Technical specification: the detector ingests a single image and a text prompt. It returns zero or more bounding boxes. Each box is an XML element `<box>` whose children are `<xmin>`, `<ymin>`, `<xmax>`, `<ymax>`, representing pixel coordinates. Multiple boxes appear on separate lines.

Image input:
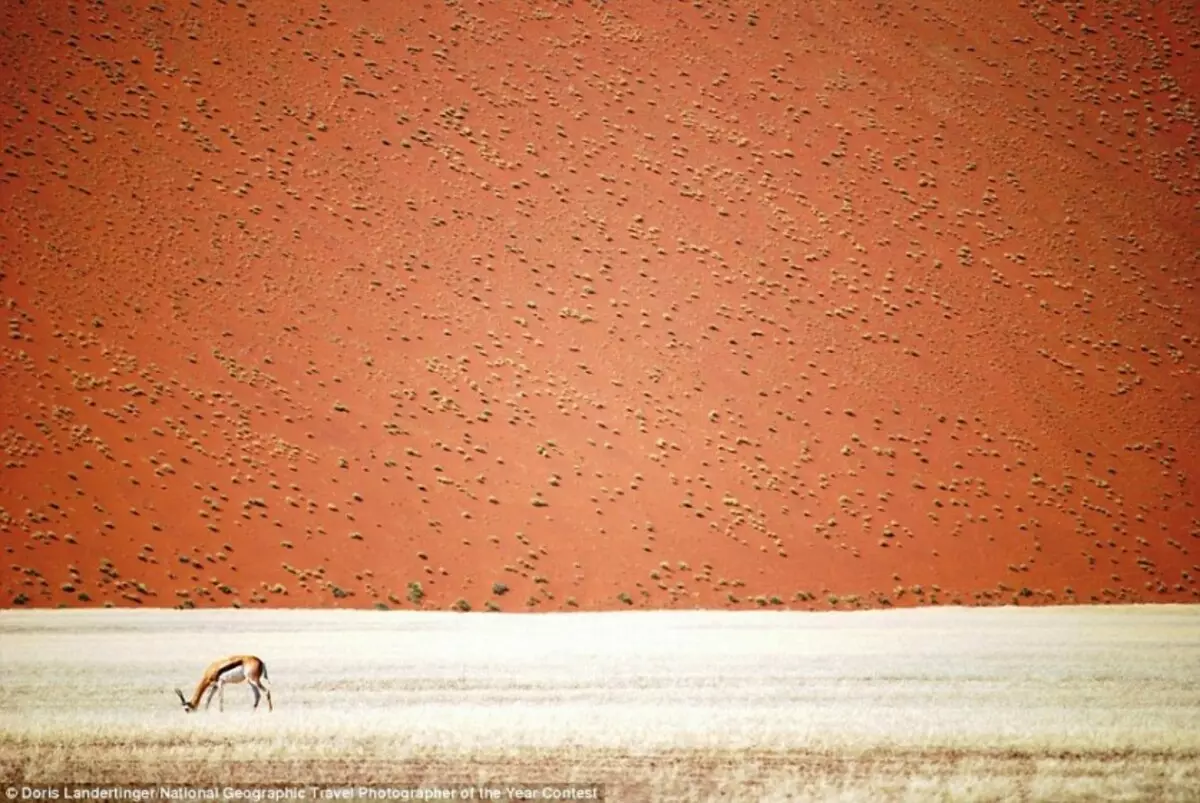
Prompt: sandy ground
<box><xmin>0</xmin><ymin>1</ymin><xmax>1197</xmax><ymax>614</ymax></box>
<box><xmin>1</xmin><ymin>607</ymin><xmax>1199</xmax><ymax>800</ymax></box>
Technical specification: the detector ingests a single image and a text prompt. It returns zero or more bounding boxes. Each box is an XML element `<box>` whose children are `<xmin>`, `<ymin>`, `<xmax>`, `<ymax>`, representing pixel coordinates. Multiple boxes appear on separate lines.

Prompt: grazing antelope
<box><xmin>175</xmin><ymin>655</ymin><xmax>273</xmax><ymax>713</ymax></box>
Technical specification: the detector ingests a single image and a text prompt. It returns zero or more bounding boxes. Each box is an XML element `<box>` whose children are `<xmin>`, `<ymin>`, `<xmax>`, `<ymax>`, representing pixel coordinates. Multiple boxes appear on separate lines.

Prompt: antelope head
<box><xmin>176</xmin><ymin>688</ymin><xmax>196</xmax><ymax>713</ymax></box>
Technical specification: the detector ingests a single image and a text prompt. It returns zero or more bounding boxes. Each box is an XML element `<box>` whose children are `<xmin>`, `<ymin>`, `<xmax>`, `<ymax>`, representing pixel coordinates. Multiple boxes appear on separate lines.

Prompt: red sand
<box><xmin>1</xmin><ymin>0</ymin><xmax>1196</xmax><ymax>612</ymax></box>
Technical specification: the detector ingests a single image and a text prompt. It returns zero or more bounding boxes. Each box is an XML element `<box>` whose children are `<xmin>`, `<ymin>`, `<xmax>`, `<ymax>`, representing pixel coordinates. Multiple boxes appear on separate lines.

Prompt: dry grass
<box><xmin>1</xmin><ymin>607</ymin><xmax>1198</xmax><ymax>801</ymax></box>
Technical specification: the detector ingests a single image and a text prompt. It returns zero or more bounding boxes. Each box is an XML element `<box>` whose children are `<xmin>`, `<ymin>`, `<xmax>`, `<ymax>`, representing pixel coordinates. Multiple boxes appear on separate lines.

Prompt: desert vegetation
<box><xmin>1</xmin><ymin>0</ymin><xmax>1197</xmax><ymax>796</ymax></box>
<box><xmin>2</xmin><ymin>608</ymin><xmax>1200</xmax><ymax>800</ymax></box>
<box><xmin>0</xmin><ymin>0</ymin><xmax>1196</xmax><ymax>615</ymax></box>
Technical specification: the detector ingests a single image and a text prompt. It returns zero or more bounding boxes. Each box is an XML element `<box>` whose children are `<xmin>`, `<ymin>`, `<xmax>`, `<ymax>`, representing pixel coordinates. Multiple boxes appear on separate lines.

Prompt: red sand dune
<box><xmin>1</xmin><ymin>0</ymin><xmax>1196</xmax><ymax>612</ymax></box>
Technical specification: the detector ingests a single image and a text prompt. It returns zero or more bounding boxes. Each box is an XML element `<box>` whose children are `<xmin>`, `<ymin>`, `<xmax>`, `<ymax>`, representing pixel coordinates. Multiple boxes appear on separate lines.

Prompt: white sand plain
<box><xmin>1</xmin><ymin>606</ymin><xmax>1197</xmax><ymax>801</ymax></box>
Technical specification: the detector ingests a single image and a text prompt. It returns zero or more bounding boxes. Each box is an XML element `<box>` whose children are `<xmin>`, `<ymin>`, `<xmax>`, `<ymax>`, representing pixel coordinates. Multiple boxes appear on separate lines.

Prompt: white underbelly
<box><xmin>219</xmin><ymin>666</ymin><xmax>247</xmax><ymax>683</ymax></box>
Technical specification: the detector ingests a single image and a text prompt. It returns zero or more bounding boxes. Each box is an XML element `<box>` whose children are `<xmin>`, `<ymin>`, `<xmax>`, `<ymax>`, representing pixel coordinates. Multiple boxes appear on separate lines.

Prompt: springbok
<box><xmin>176</xmin><ymin>655</ymin><xmax>273</xmax><ymax>713</ymax></box>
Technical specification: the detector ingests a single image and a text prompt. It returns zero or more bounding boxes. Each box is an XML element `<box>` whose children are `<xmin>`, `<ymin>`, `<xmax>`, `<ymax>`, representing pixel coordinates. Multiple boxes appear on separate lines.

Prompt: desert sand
<box><xmin>1</xmin><ymin>2</ymin><xmax>1198</xmax><ymax>796</ymax></box>
<box><xmin>1</xmin><ymin>0</ymin><xmax>1196</xmax><ymax>613</ymax></box>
